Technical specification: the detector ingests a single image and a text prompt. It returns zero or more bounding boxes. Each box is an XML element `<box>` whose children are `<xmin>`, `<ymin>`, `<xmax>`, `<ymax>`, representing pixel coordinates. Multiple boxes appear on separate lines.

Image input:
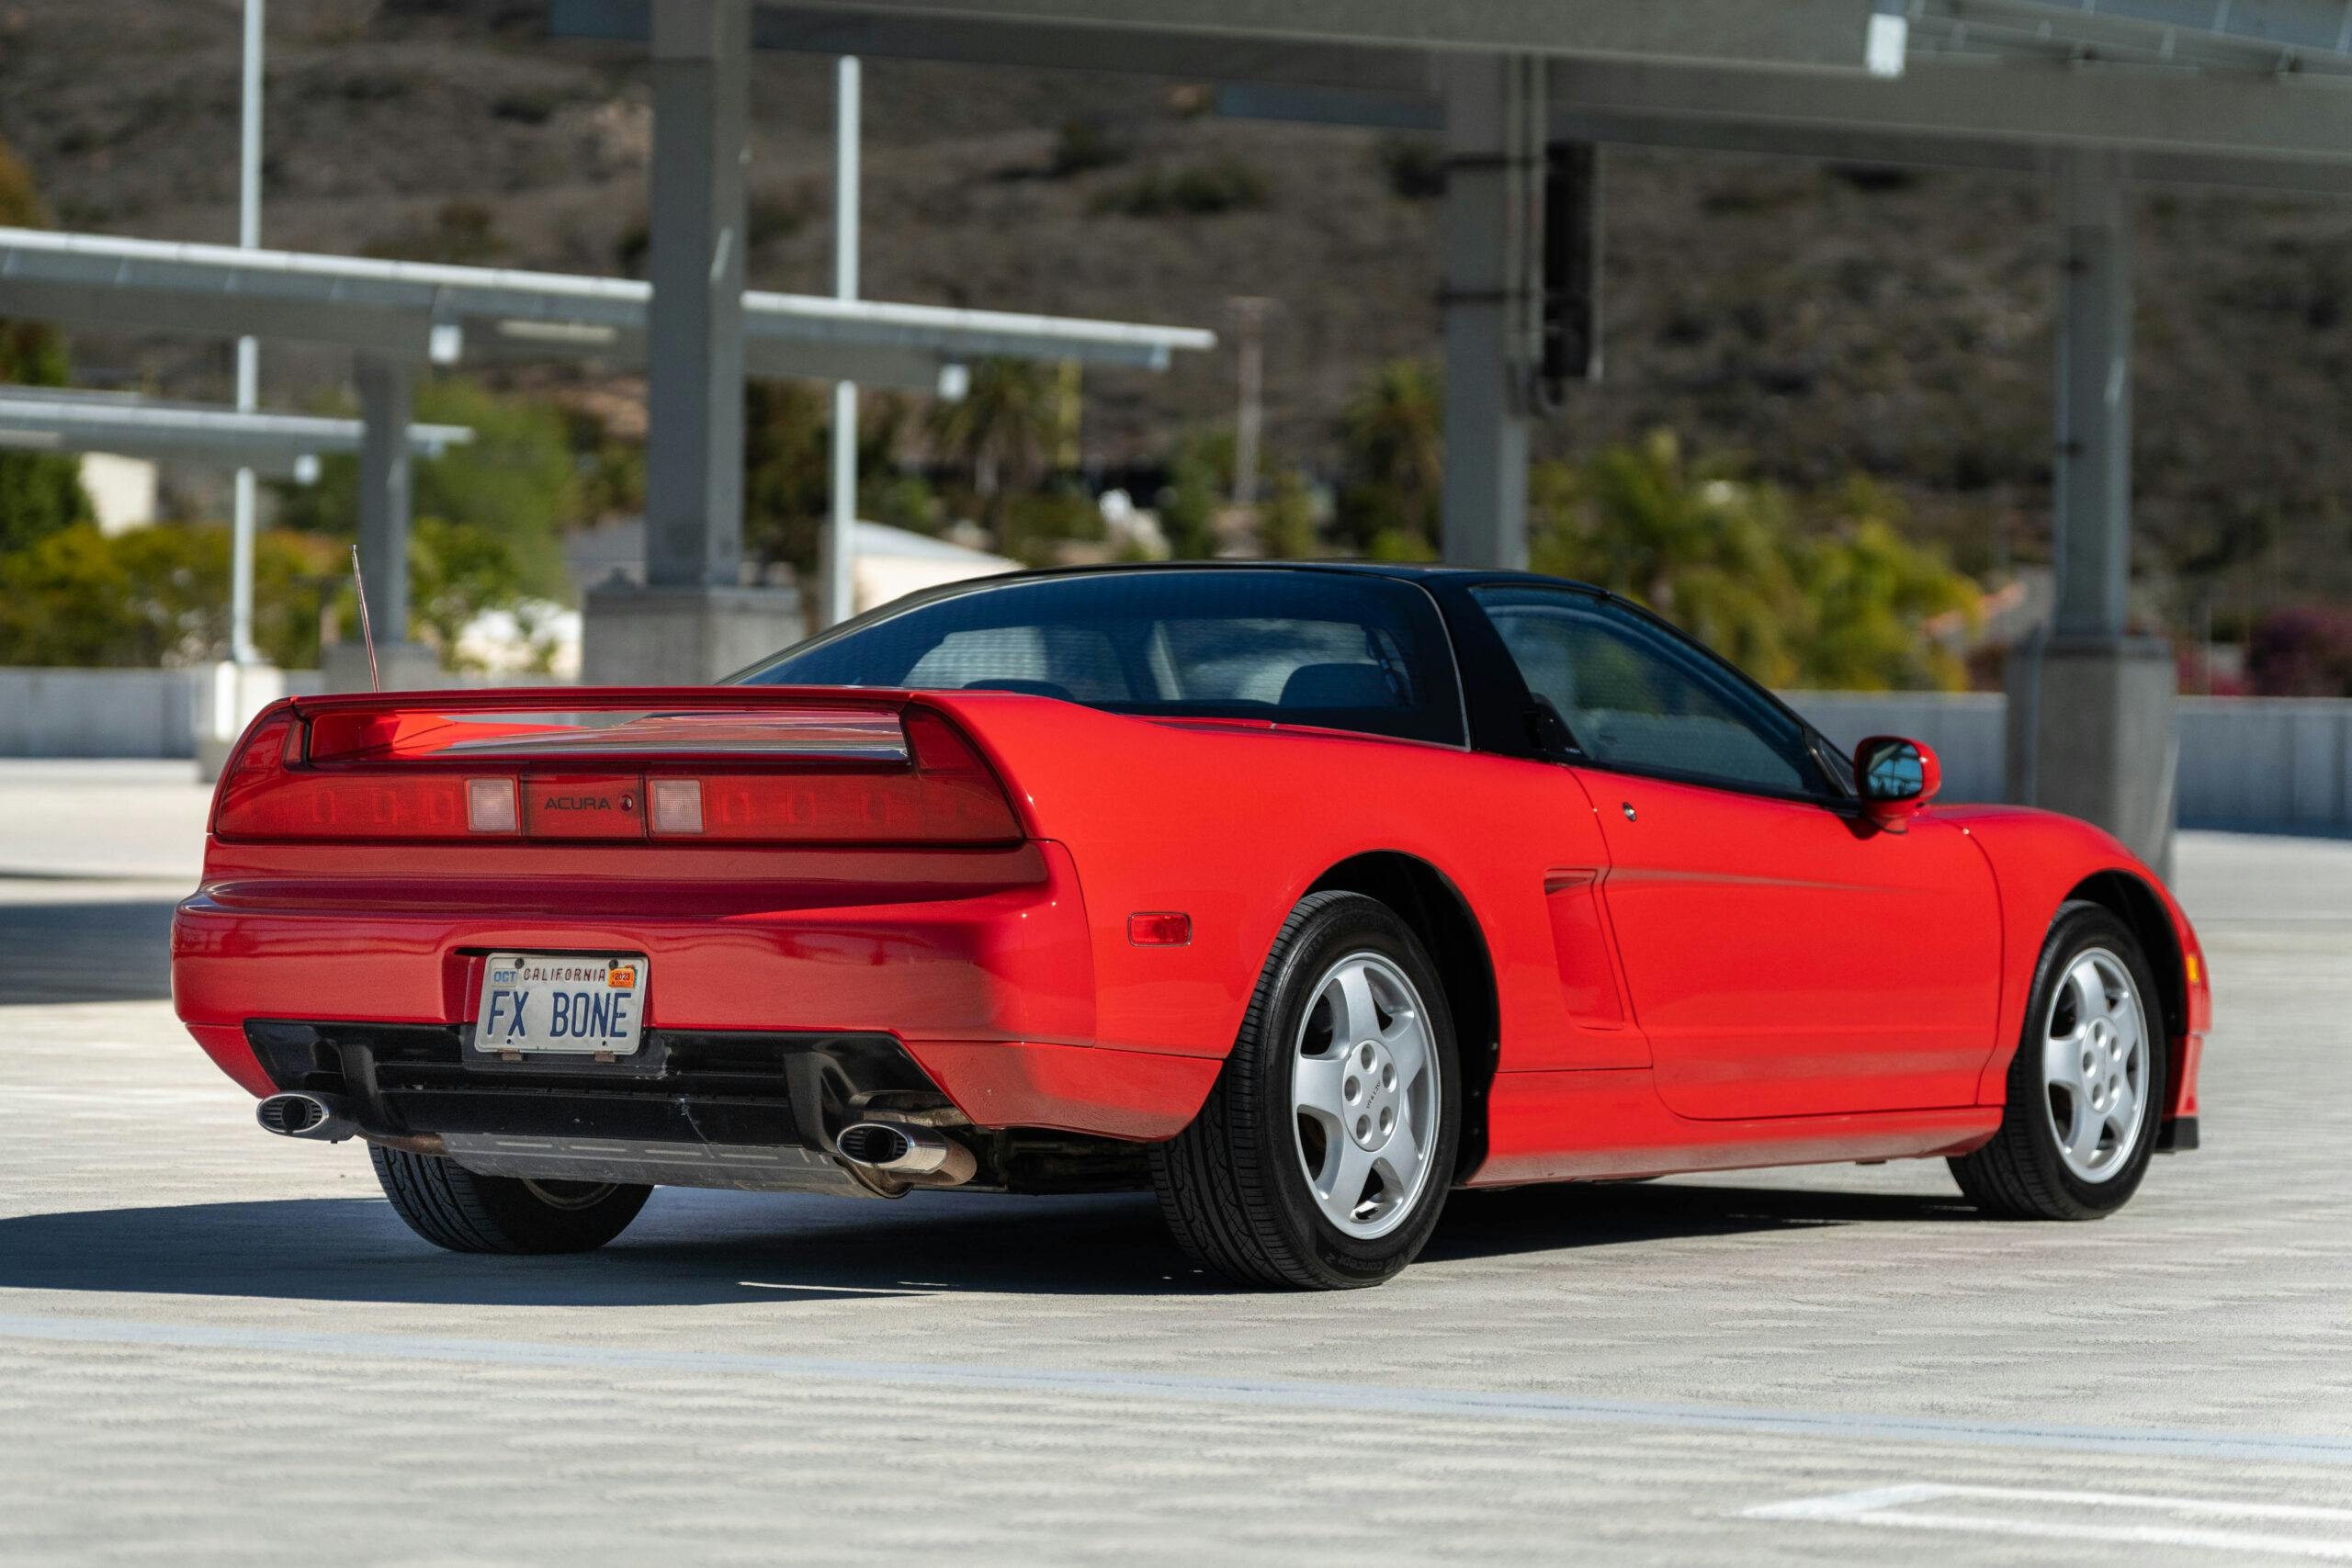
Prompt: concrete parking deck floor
<box><xmin>3</xmin><ymin>761</ymin><xmax>2349</xmax><ymax>1564</ymax></box>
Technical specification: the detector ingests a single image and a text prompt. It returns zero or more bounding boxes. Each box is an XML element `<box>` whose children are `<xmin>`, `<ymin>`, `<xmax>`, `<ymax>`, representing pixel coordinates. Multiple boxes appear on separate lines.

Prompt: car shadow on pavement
<box><xmin>0</xmin><ymin>1178</ymin><xmax>1977</xmax><ymax>1306</ymax></box>
<box><xmin>0</xmin><ymin>897</ymin><xmax>177</xmax><ymax>1004</ymax></box>
<box><xmin>1426</xmin><ymin>1179</ymin><xmax>1980</xmax><ymax>1265</ymax></box>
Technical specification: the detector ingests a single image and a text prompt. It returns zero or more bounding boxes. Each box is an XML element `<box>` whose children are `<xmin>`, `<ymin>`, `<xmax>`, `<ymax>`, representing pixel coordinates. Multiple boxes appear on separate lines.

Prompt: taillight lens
<box><xmin>650</xmin><ymin>778</ymin><xmax>704</xmax><ymax>835</ymax></box>
<box><xmin>645</xmin><ymin>708</ymin><xmax>1019</xmax><ymax>844</ymax></box>
<box><xmin>467</xmin><ymin>778</ymin><xmax>520</xmax><ymax>833</ymax></box>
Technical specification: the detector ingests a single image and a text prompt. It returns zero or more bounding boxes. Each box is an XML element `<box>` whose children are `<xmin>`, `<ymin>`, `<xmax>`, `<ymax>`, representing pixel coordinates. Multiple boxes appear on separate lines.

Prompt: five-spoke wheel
<box><xmin>1290</xmin><ymin>952</ymin><xmax>1442</xmax><ymax>1242</ymax></box>
<box><xmin>2041</xmin><ymin>948</ymin><xmax>2151</xmax><ymax>1183</ymax></box>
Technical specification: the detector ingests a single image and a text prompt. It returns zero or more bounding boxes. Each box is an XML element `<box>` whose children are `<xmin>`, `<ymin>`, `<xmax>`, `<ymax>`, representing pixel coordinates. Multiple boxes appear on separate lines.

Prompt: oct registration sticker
<box><xmin>474</xmin><ymin>953</ymin><xmax>650</xmax><ymax>1056</ymax></box>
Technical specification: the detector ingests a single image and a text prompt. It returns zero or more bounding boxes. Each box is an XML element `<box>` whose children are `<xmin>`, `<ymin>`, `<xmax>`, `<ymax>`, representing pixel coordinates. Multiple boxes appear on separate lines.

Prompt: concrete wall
<box><xmin>2174</xmin><ymin>698</ymin><xmax>2352</xmax><ymax>834</ymax></box>
<box><xmin>1784</xmin><ymin>691</ymin><xmax>2352</xmax><ymax>834</ymax></box>
<box><xmin>0</xmin><ymin>669</ymin><xmax>200</xmax><ymax>759</ymax></box>
<box><xmin>1783</xmin><ymin>691</ymin><xmax>2008</xmax><ymax>805</ymax></box>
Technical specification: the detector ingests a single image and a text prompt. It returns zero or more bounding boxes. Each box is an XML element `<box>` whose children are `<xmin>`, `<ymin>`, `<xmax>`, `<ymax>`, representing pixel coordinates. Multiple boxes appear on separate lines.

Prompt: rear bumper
<box><xmin>173</xmin><ymin>838</ymin><xmax>1218</xmax><ymax>1142</ymax></box>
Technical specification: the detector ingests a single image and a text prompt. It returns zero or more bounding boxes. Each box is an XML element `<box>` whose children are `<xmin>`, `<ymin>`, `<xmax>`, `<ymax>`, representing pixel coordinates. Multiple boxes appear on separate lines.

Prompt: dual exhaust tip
<box><xmin>256</xmin><ymin>1090</ymin><xmax>357</xmax><ymax>1143</ymax></box>
<box><xmin>834</xmin><ymin>1122</ymin><xmax>976</xmax><ymax>1186</ymax></box>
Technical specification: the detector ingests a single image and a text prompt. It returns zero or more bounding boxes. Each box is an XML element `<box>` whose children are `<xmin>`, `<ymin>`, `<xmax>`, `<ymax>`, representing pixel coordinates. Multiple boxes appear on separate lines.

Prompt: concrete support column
<box><xmin>355</xmin><ymin>352</ymin><xmax>412</xmax><ymax>643</ymax></box>
<box><xmin>2052</xmin><ymin>149</ymin><xmax>2133</xmax><ymax>643</ymax></box>
<box><xmin>2007</xmin><ymin>148</ymin><xmax>2175</xmax><ymax>875</ymax></box>
<box><xmin>1440</xmin><ymin>52</ymin><xmax>1540</xmax><ymax>570</ymax></box>
<box><xmin>646</xmin><ymin>0</ymin><xmax>749</xmax><ymax>589</ymax></box>
<box><xmin>586</xmin><ymin>0</ymin><xmax>803</xmax><ymax>683</ymax></box>
<box><xmin>324</xmin><ymin>352</ymin><xmax>443</xmax><ymax>692</ymax></box>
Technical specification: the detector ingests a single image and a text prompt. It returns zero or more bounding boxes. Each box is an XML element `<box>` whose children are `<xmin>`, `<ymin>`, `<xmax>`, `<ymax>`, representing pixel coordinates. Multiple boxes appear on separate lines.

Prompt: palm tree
<box><xmin>928</xmin><ymin>358</ymin><xmax>1057</xmax><ymax>529</ymax></box>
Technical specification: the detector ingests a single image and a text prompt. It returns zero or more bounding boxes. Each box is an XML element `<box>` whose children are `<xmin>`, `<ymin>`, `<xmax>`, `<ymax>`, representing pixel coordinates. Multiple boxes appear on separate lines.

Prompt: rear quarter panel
<box><xmin>927</xmin><ymin>693</ymin><xmax>1614</xmax><ymax>1071</ymax></box>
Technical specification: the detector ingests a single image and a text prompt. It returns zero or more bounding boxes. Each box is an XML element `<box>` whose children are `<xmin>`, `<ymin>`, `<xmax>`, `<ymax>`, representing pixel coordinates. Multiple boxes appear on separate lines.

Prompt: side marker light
<box><xmin>1128</xmin><ymin>912</ymin><xmax>1192</xmax><ymax>947</ymax></box>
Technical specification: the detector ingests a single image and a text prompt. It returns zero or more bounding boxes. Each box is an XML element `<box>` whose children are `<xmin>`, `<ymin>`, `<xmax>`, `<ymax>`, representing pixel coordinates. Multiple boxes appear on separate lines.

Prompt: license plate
<box><xmin>474</xmin><ymin>953</ymin><xmax>649</xmax><ymax>1056</ymax></box>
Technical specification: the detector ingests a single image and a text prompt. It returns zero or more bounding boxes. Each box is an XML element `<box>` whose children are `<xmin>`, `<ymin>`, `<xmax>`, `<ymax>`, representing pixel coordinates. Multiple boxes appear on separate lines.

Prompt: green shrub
<box><xmin>1092</xmin><ymin>157</ymin><xmax>1271</xmax><ymax>219</ymax></box>
<box><xmin>1048</xmin><ymin>116</ymin><xmax>1131</xmax><ymax>178</ymax></box>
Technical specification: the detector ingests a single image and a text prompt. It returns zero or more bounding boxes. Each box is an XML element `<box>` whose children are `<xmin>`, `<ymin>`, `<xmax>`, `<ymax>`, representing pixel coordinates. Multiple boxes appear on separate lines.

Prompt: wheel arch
<box><xmin>2064</xmin><ymin>869</ymin><xmax>2188</xmax><ymax>1106</ymax></box>
<box><xmin>1306</xmin><ymin>851</ymin><xmax>1499</xmax><ymax>1179</ymax></box>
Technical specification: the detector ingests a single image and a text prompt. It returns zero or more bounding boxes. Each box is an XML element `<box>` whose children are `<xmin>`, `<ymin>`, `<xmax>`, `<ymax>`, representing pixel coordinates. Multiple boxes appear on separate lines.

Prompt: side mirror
<box><xmin>1854</xmin><ymin>735</ymin><xmax>1940</xmax><ymax>830</ymax></box>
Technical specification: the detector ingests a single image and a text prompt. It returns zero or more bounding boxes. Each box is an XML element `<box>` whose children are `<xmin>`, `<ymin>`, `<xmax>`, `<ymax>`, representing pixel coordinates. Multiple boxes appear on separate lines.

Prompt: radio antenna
<box><xmin>349</xmin><ymin>545</ymin><xmax>381</xmax><ymax>693</ymax></box>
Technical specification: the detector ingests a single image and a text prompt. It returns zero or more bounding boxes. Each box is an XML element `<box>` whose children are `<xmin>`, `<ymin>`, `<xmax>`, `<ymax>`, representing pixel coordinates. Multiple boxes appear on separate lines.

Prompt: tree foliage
<box><xmin>1333</xmin><ymin>359</ymin><xmax>1443</xmax><ymax>557</ymax></box>
<box><xmin>407</xmin><ymin>515</ymin><xmax>528</xmax><ymax>658</ymax></box>
<box><xmin>0</xmin><ymin>524</ymin><xmax>339</xmax><ymax>669</ymax></box>
<box><xmin>0</xmin><ymin>513</ymin><xmax>536</xmax><ymax>670</ymax></box>
<box><xmin>741</xmin><ymin>381</ymin><xmax>913</xmax><ymax>574</ymax></box>
<box><xmin>274</xmin><ymin>377</ymin><xmax>581</xmax><ymax>597</ymax></box>
<box><xmin>927</xmin><ymin>359</ymin><xmax>1057</xmax><ymax>529</ymax></box>
<box><xmin>1255</xmin><ymin>470</ymin><xmax>1319</xmax><ymax>559</ymax></box>
<box><xmin>0</xmin><ymin>132</ymin><xmax>94</xmax><ymax>553</ymax></box>
<box><xmin>1532</xmin><ymin>432</ymin><xmax>1980</xmax><ymax>691</ymax></box>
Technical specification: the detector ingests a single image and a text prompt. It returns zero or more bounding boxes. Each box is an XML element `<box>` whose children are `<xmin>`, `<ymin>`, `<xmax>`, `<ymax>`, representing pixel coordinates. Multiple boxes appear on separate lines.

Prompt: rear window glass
<box><xmin>736</xmin><ymin>570</ymin><xmax>1464</xmax><ymax>745</ymax></box>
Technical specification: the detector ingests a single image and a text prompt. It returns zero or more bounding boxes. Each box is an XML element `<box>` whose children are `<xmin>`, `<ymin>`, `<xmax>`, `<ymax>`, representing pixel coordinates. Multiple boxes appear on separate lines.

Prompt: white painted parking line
<box><xmin>1745</xmin><ymin>1483</ymin><xmax>2352</xmax><ymax>1560</ymax></box>
<box><xmin>5</xmin><ymin>1313</ymin><xmax>2352</xmax><ymax>1469</ymax></box>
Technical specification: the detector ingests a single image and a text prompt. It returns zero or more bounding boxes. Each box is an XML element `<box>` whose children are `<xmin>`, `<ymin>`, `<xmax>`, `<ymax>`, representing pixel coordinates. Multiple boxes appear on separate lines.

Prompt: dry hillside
<box><xmin>6</xmin><ymin>0</ymin><xmax>2352</xmax><ymax>617</ymax></box>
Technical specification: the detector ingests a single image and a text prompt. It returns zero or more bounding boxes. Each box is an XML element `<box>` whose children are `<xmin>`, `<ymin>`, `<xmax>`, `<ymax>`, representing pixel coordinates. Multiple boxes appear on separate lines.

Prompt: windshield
<box><xmin>735</xmin><ymin>570</ymin><xmax>1464</xmax><ymax>745</ymax></box>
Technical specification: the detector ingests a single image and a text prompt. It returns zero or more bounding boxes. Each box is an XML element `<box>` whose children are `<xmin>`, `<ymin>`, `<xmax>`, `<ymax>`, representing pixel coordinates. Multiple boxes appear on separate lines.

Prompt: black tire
<box><xmin>1950</xmin><ymin>902</ymin><xmax>2168</xmax><ymax>1221</ymax></box>
<box><xmin>1150</xmin><ymin>891</ymin><xmax>1463</xmax><ymax>1290</ymax></box>
<box><xmin>370</xmin><ymin>1145</ymin><xmax>652</xmax><ymax>1254</ymax></box>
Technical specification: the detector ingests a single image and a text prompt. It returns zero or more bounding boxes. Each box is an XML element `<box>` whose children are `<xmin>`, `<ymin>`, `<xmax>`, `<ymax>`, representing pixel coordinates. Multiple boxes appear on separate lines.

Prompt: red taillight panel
<box><xmin>220</xmin><ymin>770</ymin><xmax>479</xmax><ymax>840</ymax></box>
<box><xmin>212</xmin><ymin>699</ymin><xmax>1022</xmax><ymax>848</ymax></box>
<box><xmin>903</xmin><ymin>709</ymin><xmax>1023</xmax><ymax>843</ymax></box>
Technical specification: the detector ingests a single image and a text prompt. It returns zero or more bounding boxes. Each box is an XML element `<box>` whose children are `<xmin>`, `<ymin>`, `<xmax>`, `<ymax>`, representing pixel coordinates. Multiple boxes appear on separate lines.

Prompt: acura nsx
<box><xmin>174</xmin><ymin>565</ymin><xmax>2208</xmax><ymax>1288</ymax></box>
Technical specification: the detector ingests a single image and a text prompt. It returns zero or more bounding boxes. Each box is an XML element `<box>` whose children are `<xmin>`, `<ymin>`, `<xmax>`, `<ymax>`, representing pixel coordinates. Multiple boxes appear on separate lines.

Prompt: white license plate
<box><xmin>474</xmin><ymin>953</ymin><xmax>649</xmax><ymax>1056</ymax></box>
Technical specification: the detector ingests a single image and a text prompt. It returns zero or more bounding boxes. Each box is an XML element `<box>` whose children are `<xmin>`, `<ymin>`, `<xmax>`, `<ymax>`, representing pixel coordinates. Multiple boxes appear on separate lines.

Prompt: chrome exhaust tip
<box><xmin>256</xmin><ymin>1090</ymin><xmax>358</xmax><ymax>1143</ymax></box>
<box><xmin>834</xmin><ymin>1122</ymin><xmax>975</xmax><ymax>1185</ymax></box>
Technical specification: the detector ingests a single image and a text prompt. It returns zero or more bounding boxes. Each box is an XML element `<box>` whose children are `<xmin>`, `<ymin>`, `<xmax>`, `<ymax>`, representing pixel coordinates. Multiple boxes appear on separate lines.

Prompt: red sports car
<box><xmin>174</xmin><ymin>565</ymin><xmax>2208</xmax><ymax>1289</ymax></box>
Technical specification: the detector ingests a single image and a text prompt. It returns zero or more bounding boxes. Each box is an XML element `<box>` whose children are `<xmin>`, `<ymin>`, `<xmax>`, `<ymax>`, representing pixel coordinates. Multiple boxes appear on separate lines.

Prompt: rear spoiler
<box><xmin>285</xmin><ymin>685</ymin><xmax>922</xmax><ymax>764</ymax></box>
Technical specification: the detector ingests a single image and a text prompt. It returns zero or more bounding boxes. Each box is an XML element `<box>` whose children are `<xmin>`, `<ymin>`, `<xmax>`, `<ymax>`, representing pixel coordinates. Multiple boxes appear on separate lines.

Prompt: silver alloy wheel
<box><xmin>2041</xmin><ymin>947</ymin><xmax>2151</xmax><ymax>1183</ymax></box>
<box><xmin>1291</xmin><ymin>951</ymin><xmax>1442</xmax><ymax>1240</ymax></box>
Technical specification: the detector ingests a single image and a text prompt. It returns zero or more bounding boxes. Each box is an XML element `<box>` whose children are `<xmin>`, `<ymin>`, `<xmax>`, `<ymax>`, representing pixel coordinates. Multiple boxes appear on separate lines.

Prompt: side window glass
<box><xmin>1472</xmin><ymin>588</ymin><xmax>1815</xmax><ymax>795</ymax></box>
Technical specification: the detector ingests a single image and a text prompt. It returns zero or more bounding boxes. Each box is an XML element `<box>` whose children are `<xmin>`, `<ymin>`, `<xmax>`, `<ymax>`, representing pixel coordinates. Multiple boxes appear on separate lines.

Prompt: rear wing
<box><xmin>209</xmin><ymin>688</ymin><xmax>1022</xmax><ymax>846</ymax></box>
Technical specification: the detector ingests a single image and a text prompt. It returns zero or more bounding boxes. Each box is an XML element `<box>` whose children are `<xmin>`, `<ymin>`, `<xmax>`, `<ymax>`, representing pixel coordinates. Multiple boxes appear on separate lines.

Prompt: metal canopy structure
<box><xmin>0</xmin><ymin>227</ymin><xmax>1213</xmax><ymax>393</ymax></box>
<box><xmin>1910</xmin><ymin>0</ymin><xmax>2352</xmax><ymax>78</ymax></box>
<box><xmin>0</xmin><ymin>387</ymin><xmax>471</xmax><ymax>479</ymax></box>
<box><xmin>540</xmin><ymin>0</ymin><xmax>2352</xmax><ymax>865</ymax></box>
<box><xmin>552</xmin><ymin>0</ymin><xmax>1905</xmax><ymax>76</ymax></box>
<box><xmin>557</xmin><ymin>0</ymin><xmax>2352</xmax><ymax>193</ymax></box>
<box><xmin>0</xmin><ymin>219</ymin><xmax>1210</xmax><ymax>676</ymax></box>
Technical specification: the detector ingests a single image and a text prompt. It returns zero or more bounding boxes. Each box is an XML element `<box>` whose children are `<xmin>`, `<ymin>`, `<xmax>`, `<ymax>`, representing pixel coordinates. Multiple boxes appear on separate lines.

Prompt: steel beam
<box><xmin>0</xmin><ymin>389</ymin><xmax>470</xmax><ymax>477</ymax></box>
<box><xmin>1546</xmin><ymin>57</ymin><xmax>2352</xmax><ymax>168</ymax></box>
<box><xmin>550</xmin><ymin>0</ymin><xmax>1888</xmax><ymax>73</ymax></box>
<box><xmin>0</xmin><ymin>230</ymin><xmax>1211</xmax><ymax>385</ymax></box>
<box><xmin>1916</xmin><ymin>0</ymin><xmax>2352</xmax><ymax>77</ymax></box>
<box><xmin>1219</xmin><ymin>74</ymin><xmax>2352</xmax><ymax>197</ymax></box>
<box><xmin>355</xmin><ymin>354</ymin><xmax>414</xmax><ymax>646</ymax></box>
